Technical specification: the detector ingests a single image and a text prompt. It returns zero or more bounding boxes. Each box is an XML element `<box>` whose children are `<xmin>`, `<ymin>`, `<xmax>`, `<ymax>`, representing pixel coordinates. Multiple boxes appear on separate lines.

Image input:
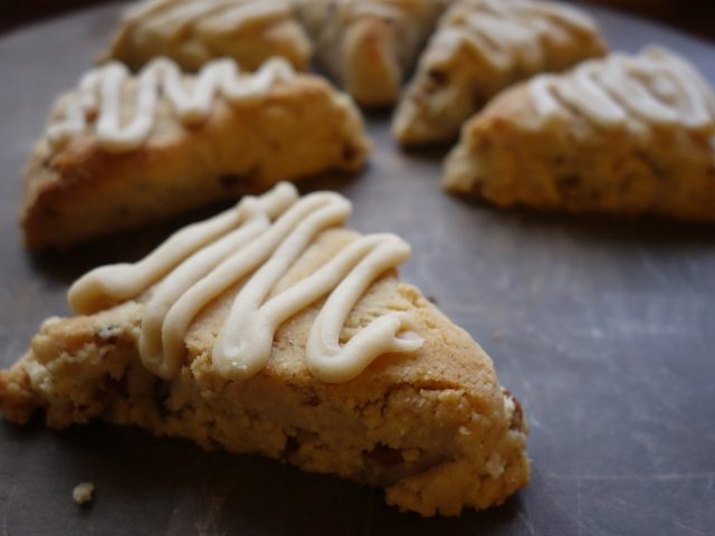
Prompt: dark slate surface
<box><xmin>1</xmin><ymin>2</ymin><xmax>714</xmax><ymax>535</ymax></box>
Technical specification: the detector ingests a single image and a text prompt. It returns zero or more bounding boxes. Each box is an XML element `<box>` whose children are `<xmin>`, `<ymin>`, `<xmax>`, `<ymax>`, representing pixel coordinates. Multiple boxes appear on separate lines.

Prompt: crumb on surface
<box><xmin>72</xmin><ymin>482</ymin><xmax>94</xmax><ymax>506</ymax></box>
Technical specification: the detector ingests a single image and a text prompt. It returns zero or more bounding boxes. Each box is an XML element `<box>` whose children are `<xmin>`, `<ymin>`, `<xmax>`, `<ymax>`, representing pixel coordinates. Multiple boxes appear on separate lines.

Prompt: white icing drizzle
<box><xmin>68</xmin><ymin>183</ymin><xmax>299</xmax><ymax>315</ymax></box>
<box><xmin>68</xmin><ymin>183</ymin><xmax>423</xmax><ymax>382</ymax></box>
<box><xmin>125</xmin><ymin>0</ymin><xmax>290</xmax><ymax>33</ymax></box>
<box><xmin>139</xmin><ymin>185</ymin><xmax>300</xmax><ymax>378</ymax></box>
<box><xmin>304</xmin><ymin>235</ymin><xmax>422</xmax><ymax>382</ymax></box>
<box><xmin>529</xmin><ymin>47</ymin><xmax>715</xmax><ymax>130</ymax></box>
<box><xmin>160</xmin><ymin>190</ymin><xmax>352</xmax><ymax>379</ymax></box>
<box><xmin>437</xmin><ymin>0</ymin><xmax>598</xmax><ymax>72</ymax></box>
<box><xmin>47</xmin><ymin>56</ymin><xmax>295</xmax><ymax>153</ymax></box>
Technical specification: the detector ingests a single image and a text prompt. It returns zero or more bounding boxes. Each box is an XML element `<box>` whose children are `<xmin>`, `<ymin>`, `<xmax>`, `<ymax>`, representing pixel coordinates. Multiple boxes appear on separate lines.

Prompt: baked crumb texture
<box><xmin>393</xmin><ymin>0</ymin><xmax>607</xmax><ymax>145</ymax></box>
<box><xmin>103</xmin><ymin>0</ymin><xmax>313</xmax><ymax>72</ymax></box>
<box><xmin>22</xmin><ymin>74</ymin><xmax>370</xmax><ymax>250</ymax></box>
<box><xmin>443</xmin><ymin>50</ymin><xmax>715</xmax><ymax>222</ymax></box>
<box><xmin>294</xmin><ymin>0</ymin><xmax>450</xmax><ymax>108</ymax></box>
<box><xmin>72</xmin><ymin>482</ymin><xmax>95</xmax><ymax>506</ymax></box>
<box><xmin>0</xmin><ymin>229</ymin><xmax>529</xmax><ymax>516</ymax></box>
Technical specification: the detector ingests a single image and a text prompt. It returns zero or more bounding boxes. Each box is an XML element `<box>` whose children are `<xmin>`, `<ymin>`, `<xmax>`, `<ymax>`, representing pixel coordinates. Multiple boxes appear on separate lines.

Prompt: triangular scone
<box><xmin>443</xmin><ymin>47</ymin><xmax>715</xmax><ymax>222</ymax></box>
<box><xmin>22</xmin><ymin>57</ymin><xmax>370</xmax><ymax>249</ymax></box>
<box><xmin>103</xmin><ymin>0</ymin><xmax>313</xmax><ymax>72</ymax></box>
<box><xmin>294</xmin><ymin>0</ymin><xmax>450</xmax><ymax>108</ymax></box>
<box><xmin>1</xmin><ymin>183</ymin><xmax>529</xmax><ymax>516</ymax></box>
<box><xmin>393</xmin><ymin>0</ymin><xmax>607</xmax><ymax>145</ymax></box>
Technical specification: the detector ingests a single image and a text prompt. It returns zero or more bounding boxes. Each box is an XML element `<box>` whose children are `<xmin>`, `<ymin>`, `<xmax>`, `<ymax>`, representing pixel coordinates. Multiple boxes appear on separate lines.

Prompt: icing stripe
<box><xmin>47</xmin><ymin>56</ymin><xmax>295</xmax><ymax>153</ymax></box>
<box><xmin>140</xmin><ymin>187</ymin><xmax>298</xmax><ymax>378</ymax></box>
<box><xmin>68</xmin><ymin>183</ymin><xmax>422</xmax><ymax>382</ymax></box>
<box><xmin>126</xmin><ymin>0</ymin><xmax>290</xmax><ymax>31</ymax></box>
<box><xmin>68</xmin><ymin>183</ymin><xmax>298</xmax><ymax>315</ymax></box>
<box><xmin>306</xmin><ymin>235</ymin><xmax>422</xmax><ymax>383</ymax></box>
<box><xmin>211</xmin><ymin>192</ymin><xmax>352</xmax><ymax>378</ymax></box>
<box><xmin>164</xmin><ymin>192</ymin><xmax>351</xmax><ymax>378</ymax></box>
<box><xmin>529</xmin><ymin>47</ymin><xmax>715</xmax><ymax>131</ymax></box>
<box><xmin>434</xmin><ymin>0</ymin><xmax>599</xmax><ymax>73</ymax></box>
<box><xmin>215</xmin><ymin>234</ymin><xmax>419</xmax><ymax>383</ymax></box>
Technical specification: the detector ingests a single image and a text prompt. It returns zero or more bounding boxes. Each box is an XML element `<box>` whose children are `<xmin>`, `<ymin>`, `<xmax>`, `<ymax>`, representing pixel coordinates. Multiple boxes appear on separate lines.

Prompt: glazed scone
<box><xmin>103</xmin><ymin>0</ymin><xmax>312</xmax><ymax>72</ymax></box>
<box><xmin>294</xmin><ymin>0</ymin><xmax>450</xmax><ymax>108</ymax></box>
<box><xmin>22</xmin><ymin>57</ymin><xmax>370</xmax><ymax>249</ymax></box>
<box><xmin>393</xmin><ymin>0</ymin><xmax>607</xmax><ymax>145</ymax></box>
<box><xmin>443</xmin><ymin>47</ymin><xmax>715</xmax><ymax>222</ymax></box>
<box><xmin>1</xmin><ymin>184</ymin><xmax>529</xmax><ymax>517</ymax></box>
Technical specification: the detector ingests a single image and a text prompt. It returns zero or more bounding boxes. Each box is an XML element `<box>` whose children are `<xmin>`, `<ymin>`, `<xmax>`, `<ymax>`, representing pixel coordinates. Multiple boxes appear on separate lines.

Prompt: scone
<box><xmin>22</xmin><ymin>57</ymin><xmax>370</xmax><ymax>249</ymax></box>
<box><xmin>443</xmin><ymin>47</ymin><xmax>715</xmax><ymax>222</ymax></box>
<box><xmin>393</xmin><ymin>0</ymin><xmax>607</xmax><ymax>145</ymax></box>
<box><xmin>295</xmin><ymin>0</ymin><xmax>450</xmax><ymax>108</ymax></box>
<box><xmin>103</xmin><ymin>0</ymin><xmax>312</xmax><ymax>72</ymax></box>
<box><xmin>0</xmin><ymin>183</ymin><xmax>530</xmax><ymax>517</ymax></box>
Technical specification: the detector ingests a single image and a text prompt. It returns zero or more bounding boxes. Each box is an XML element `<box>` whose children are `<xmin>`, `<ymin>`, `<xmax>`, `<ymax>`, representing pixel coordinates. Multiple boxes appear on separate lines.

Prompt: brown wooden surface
<box><xmin>1</xmin><ymin>3</ymin><xmax>715</xmax><ymax>536</ymax></box>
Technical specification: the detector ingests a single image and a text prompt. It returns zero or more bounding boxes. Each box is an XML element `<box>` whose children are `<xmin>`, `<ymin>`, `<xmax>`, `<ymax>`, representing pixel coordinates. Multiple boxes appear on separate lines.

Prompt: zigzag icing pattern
<box><xmin>529</xmin><ymin>47</ymin><xmax>715</xmax><ymax>130</ymax></box>
<box><xmin>124</xmin><ymin>0</ymin><xmax>291</xmax><ymax>33</ymax></box>
<box><xmin>47</xmin><ymin>56</ymin><xmax>295</xmax><ymax>152</ymax></box>
<box><xmin>69</xmin><ymin>183</ymin><xmax>423</xmax><ymax>383</ymax></box>
<box><xmin>435</xmin><ymin>0</ymin><xmax>598</xmax><ymax>72</ymax></box>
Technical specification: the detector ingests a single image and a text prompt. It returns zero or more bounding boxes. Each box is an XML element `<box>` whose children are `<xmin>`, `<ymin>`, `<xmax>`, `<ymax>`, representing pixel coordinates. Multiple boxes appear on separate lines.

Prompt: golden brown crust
<box><xmin>0</xmin><ymin>228</ymin><xmax>529</xmax><ymax>516</ymax></box>
<box><xmin>394</xmin><ymin>0</ymin><xmax>608</xmax><ymax>145</ymax></box>
<box><xmin>295</xmin><ymin>0</ymin><xmax>450</xmax><ymax>108</ymax></box>
<box><xmin>0</xmin><ymin>367</ymin><xmax>41</xmax><ymax>425</ymax></box>
<box><xmin>102</xmin><ymin>0</ymin><xmax>313</xmax><ymax>72</ymax></box>
<box><xmin>22</xmin><ymin>76</ymin><xmax>371</xmax><ymax>249</ymax></box>
<box><xmin>443</xmin><ymin>83</ymin><xmax>715</xmax><ymax>222</ymax></box>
